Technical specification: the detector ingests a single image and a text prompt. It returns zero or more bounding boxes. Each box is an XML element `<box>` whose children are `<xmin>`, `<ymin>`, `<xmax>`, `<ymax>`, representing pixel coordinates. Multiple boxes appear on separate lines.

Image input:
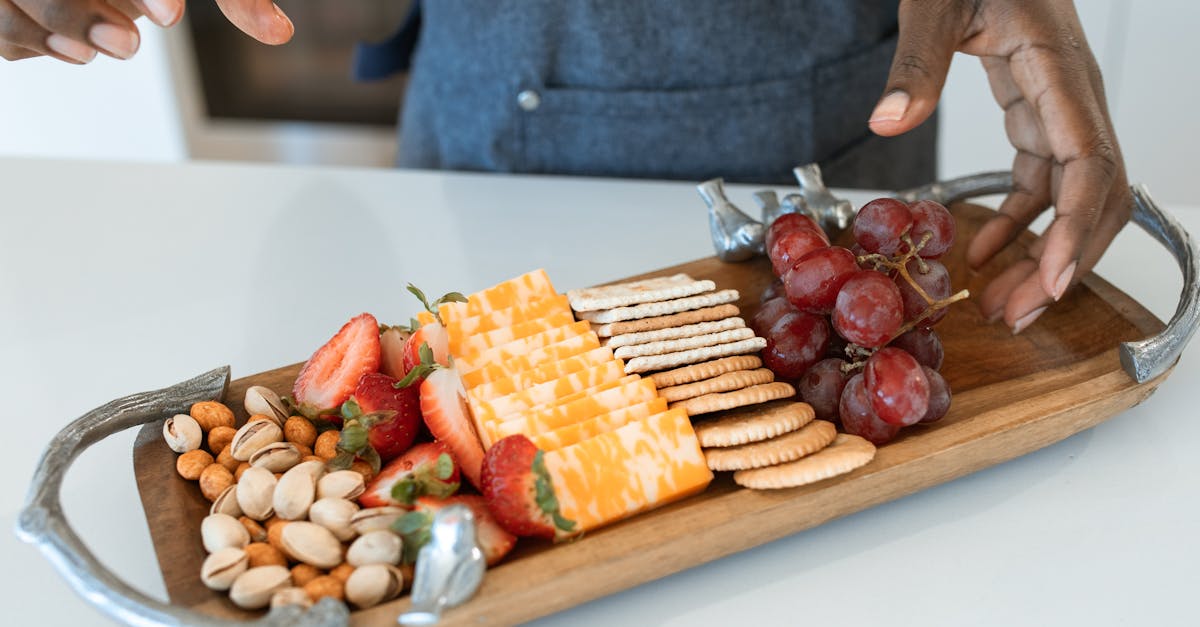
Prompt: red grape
<box><xmin>890</xmin><ymin>328</ymin><xmax>944</xmax><ymax>370</ymax></box>
<box><xmin>908</xmin><ymin>200</ymin><xmax>955</xmax><ymax>258</ymax></box>
<box><xmin>896</xmin><ymin>258</ymin><xmax>951</xmax><ymax>324</ymax></box>
<box><xmin>782</xmin><ymin>246</ymin><xmax>859</xmax><ymax>314</ymax></box>
<box><xmin>798</xmin><ymin>358</ymin><xmax>850</xmax><ymax>421</ymax></box>
<box><xmin>761</xmin><ymin>278</ymin><xmax>784</xmax><ymax>303</ymax></box>
<box><xmin>853</xmin><ymin>198</ymin><xmax>912</xmax><ymax>256</ymax></box>
<box><xmin>839</xmin><ymin>373</ymin><xmax>900</xmax><ymax>445</ymax></box>
<box><xmin>762</xmin><ymin>312</ymin><xmax>832</xmax><ymax>379</ymax></box>
<box><xmin>920</xmin><ymin>366</ymin><xmax>951</xmax><ymax>423</ymax></box>
<box><xmin>832</xmin><ymin>271</ymin><xmax>904</xmax><ymax>347</ymax></box>
<box><xmin>769</xmin><ymin>228</ymin><xmax>828</xmax><ymax>276</ymax></box>
<box><xmin>864</xmin><ymin>348</ymin><xmax>930</xmax><ymax>426</ymax></box>
<box><xmin>766</xmin><ymin>212</ymin><xmax>827</xmax><ymax>253</ymax></box>
<box><xmin>750</xmin><ymin>296</ymin><xmax>797</xmax><ymax>336</ymax></box>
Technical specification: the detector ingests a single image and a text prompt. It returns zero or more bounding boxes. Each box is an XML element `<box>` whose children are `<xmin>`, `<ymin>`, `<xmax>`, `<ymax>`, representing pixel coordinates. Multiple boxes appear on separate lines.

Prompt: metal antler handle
<box><xmin>14</xmin><ymin>366</ymin><xmax>351</xmax><ymax>626</ymax></box>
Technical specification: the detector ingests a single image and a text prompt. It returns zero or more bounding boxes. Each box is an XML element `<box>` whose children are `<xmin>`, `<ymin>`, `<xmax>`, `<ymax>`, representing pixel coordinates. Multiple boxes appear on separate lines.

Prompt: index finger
<box><xmin>213</xmin><ymin>0</ymin><xmax>293</xmax><ymax>45</ymax></box>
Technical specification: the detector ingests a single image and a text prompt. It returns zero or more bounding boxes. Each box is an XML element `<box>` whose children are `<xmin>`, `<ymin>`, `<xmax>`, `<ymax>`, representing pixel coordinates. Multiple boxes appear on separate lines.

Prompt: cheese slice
<box><xmin>456</xmin><ymin>321</ymin><xmax>591</xmax><ymax>375</ymax></box>
<box><xmin>543</xmin><ymin>408</ymin><xmax>712</xmax><ymax>532</ymax></box>
<box><xmin>531</xmin><ymin>398</ymin><xmax>667</xmax><ymax>451</ymax></box>
<box><xmin>466</xmin><ymin>347</ymin><xmax>616</xmax><ymax>402</ymax></box>
<box><xmin>446</xmin><ymin>295</ymin><xmax>571</xmax><ymax>345</ymax></box>
<box><xmin>461</xmin><ymin>332</ymin><xmax>601</xmax><ymax>389</ymax></box>
<box><xmin>470</xmin><ymin>362</ymin><xmax>630</xmax><ymax>426</ymax></box>
<box><xmin>453</xmin><ymin>310</ymin><xmax>576</xmax><ymax>359</ymax></box>
<box><xmin>491</xmin><ymin>378</ymin><xmax>658</xmax><ymax>440</ymax></box>
<box><xmin>439</xmin><ymin>269</ymin><xmax>557</xmax><ymax>324</ymax></box>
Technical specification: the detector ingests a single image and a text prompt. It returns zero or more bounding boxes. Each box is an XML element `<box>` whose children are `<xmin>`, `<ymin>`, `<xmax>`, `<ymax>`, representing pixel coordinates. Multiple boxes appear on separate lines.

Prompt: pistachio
<box><xmin>230</xmin><ymin>420</ymin><xmax>283</xmax><ymax>461</ymax></box>
<box><xmin>244</xmin><ymin>386</ymin><xmax>288</xmax><ymax>426</ymax></box>
<box><xmin>200</xmin><ymin>547</ymin><xmax>249</xmax><ymax>591</ymax></box>
<box><xmin>229</xmin><ymin>565</ymin><xmax>291</xmax><ymax>610</ymax></box>
<box><xmin>273</xmin><ymin>460</ymin><xmax>323</xmax><ymax>521</ymax></box>
<box><xmin>201</xmin><ymin>513</ymin><xmax>250</xmax><ymax>553</ymax></box>
<box><xmin>317</xmin><ymin>470</ymin><xmax>365</xmax><ymax>501</ymax></box>
<box><xmin>236</xmin><ymin>467</ymin><xmax>277</xmax><ymax>521</ymax></box>
<box><xmin>269</xmin><ymin>586</ymin><xmax>313</xmax><ymax>610</ymax></box>
<box><xmin>162</xmin><ymin>414</ymin><xmax>202</xmax><ymax>453</ymax></box>
<box><xmin>279</xmin><ymin>521</ymin><xmax>343</xmax><ymax>569</ymax></box>
<box><xmin>308</xmin><ymin>498</ymin><xmax>360</xmax><ymax>542</ymax></box>
<box><xmin>249</xmin><ymin>442</ymin><xmax>302</xmax><ymax>473</ymax></box>
<box><xmin>346</xmin><ymin>530</ymin><xmax>402</xmax><ymax>567</ymax></box>
<box><xmin>350</xmin><ymin>506</ymin><xmax>407</xmax><ymax>535</ymax></box>
<box><xmin>210</xmin><ymin>485</ymin><xmax>243</xmax><ymax>518</ymax></box>
<box><xmin>344</xmin><ymin>564</ymin><xmax>404</xmax><ymax>609</ymax></box>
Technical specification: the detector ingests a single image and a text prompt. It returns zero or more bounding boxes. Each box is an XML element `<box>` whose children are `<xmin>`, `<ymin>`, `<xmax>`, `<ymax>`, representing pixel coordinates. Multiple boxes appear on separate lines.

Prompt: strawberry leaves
<box><xmin>407</xmin><ymin>283</ymin><xmax>467</xmax><ymax>326</ymax></box>
<box><xmin>533</xmin><ymin>450</ymin><xmax>576</xmax><ymax>533</ymax></box>
<box><xmin>389</xmin><ymin>452</ymin><xmax>459</xmax><ymax>505</ymax></box>
<box><xmin>394</xmin><ymin>342</ymin><xmax>439</xmax><ymax>388</ymax></box>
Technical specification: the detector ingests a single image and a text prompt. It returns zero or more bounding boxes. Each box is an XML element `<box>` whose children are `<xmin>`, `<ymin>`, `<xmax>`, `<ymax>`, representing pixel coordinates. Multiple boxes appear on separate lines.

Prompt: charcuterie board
<box><xmin>131</xmin><ymin>202</ymin><xmax>1169</xmax><ymax>625</ymax></box>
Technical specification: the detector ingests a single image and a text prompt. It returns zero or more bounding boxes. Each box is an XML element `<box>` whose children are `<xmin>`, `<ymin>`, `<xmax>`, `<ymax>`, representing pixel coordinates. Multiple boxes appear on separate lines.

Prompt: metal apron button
<box><xmin>517</xmin><ymin>90</ymin><xmax>541</xmax><ymax>112</ymax></box>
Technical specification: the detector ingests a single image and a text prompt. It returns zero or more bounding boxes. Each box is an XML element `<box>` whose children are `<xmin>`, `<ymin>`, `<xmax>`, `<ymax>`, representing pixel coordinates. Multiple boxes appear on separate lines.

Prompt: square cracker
<box><xmin>623</xmin><ymin>336</ymin><xmax>766</xmax><ymax>374</ymax></box>
<box><xmin>591</xmin><ymin>304</ymin><xmax>740</xmax><ymax>337</ymax></box>
<box><xmin>603</xmin><ymin>316</ymin><xmax>746</xmax><ymax>349</ymax></box>
<box><xmin>613</xmin><ymin>328</ymin><xmax>756</xmax><ymax>359</ymax></box>
<box><xmin>577</xmin><ymin>290</ymin><xmax>739</xmax><ymax>324</ymax></box>
<box><xmin>568</xmin><ymin>274</ymin><xmax>715</xmax><ymax>312</ymax></box>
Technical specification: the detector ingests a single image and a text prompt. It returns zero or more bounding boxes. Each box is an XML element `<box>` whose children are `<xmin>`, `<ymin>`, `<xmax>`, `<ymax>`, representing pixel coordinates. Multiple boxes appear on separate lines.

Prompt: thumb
<box><xmin>213</xmin><ymin>0</ymin><xmax>295</xmax><ymax>45</ymax></box>
<box><xmin>869</xmin><ymin>0</ymin><xmax>968</xmax><ymax>137</ymax></box>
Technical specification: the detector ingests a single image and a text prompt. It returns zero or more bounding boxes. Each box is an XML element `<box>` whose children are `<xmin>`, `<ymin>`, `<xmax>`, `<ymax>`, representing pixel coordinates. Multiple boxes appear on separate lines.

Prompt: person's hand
<box><xmin>868</xmin><ymin>0</ymin><xmax>1130</xmax><ymax>334</ymax></box>
<box><xmin>0</xmin><ymin>0</ymin><xmax>293</xmax><ymax>63</ymax></box>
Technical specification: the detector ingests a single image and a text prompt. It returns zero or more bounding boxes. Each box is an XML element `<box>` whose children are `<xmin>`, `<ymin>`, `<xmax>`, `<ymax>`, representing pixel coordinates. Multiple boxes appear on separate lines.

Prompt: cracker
<box><xmin>658</xmin><ymin>368</ymin><xmax>776</xmax><ymax>403</ymax></box>
<box><xmin>603</xmin><ymin>317</ymin><xmax>746</xmax><ymax>349</ymax></box>
<box><xmin>649</xmin><ymin>355</ymin><xmax>763</xmax><ymax>388</ymax></box>
<box><xmin>577</xmin><ymin>290</ymin><xmax>739</xmax><ymax>324</ymax></box>
<box><xmin>704</xmin><ymin>419</ymin><xmax>837</xmax><ymax>471</ymax></box>
<box><xmin>732</xmin><ymin>434</ymin><xmax>876</xmax><ymax>489</ymax></box>
<box><xmin>592</xmin><ymin>304</ymin><xmax>740</xmax><ymax>337</ymax></box>
<box><xmin>671</xmin><ymin>381</ymin><xmax>794</xmax><ymax>416</ymax></box>
<box><xmin>692</xmin><ymin>400</ymin><xmax>815</xmax><ymax>447</ymax></box>
<box><xmin>568</xmin><ymin>274</ymin><xmax>716</xmax><ymax>312</ymax></box>
<box><xmin>624</xmin><ymin>337</ymin><xmax>766</xmax><ymax>374</ymax></box>
<box><xmin>614</xmin><ymin>328</ymin><xmax>756</xmax><ymax>359</ymax></box>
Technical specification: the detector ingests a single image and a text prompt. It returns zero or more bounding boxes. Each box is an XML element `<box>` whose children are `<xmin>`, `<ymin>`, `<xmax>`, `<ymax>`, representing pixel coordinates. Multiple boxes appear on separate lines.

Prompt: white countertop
<box><xmin>2</xmin><ymin>158</ymin><xmax>1196</xmax><ymax>626</ymax></box>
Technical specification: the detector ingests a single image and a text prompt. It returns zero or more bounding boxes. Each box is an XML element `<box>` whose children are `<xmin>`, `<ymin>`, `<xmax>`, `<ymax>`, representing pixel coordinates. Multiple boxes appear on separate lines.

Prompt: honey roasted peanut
<box><xmin>207</xmin><ymin>426</ymin><xmax>237</xmax><ymax>456</ymax></box>
<box><xmin>313</xmin><ymin>430</ymin><xmax>339</xmax><ymax>460</ymax></box>
<box><xmin>191</xmin><ymin>401</ymin><xmax>235</xmax><ymax>432</ymax></box>
<box><xmin>234</xmin><ymin>462</ymin><xmax>252</xmax><ymax>481</ymax></box>
<box><xmin>329</xmin><ymin>563</ymin><xmax>355</xmax><ymax>583</ymax></box>
<box><xmin>199</xmin><ymin>463</ymin><xmax>235</xmax><ymax>502</ymax></box>
<box><xmin>284</xmin><ymin>416</ymin><xmax>318</xmax><ymax>448</ymax></box>
<box><xmin>176</xmin><ymin>449</ymin><xmax>214</xmax><ymax>481</ymax></box>
<box><xmin>245</xmin><ymin>542</ymin><xmax>288</xmax><ymax>568</ymax></box>
<box><xmin>216</xmin><ymin>446</ymin><xmax>240</xmax><ymax>473</ymax></box>
<box><xmin>239</xmin><ymin>516</ymin><xmax>268</xmax><ymax>543</ymax></box>
<box><xmin>289</xmin><ymin>564</ymin><xmax>322</xmax><ymax>588</ymax></box>
<box><xmin>303</xmin><ymin>575</ymin><xmax>344</xmax><ymax>603</ymax></box>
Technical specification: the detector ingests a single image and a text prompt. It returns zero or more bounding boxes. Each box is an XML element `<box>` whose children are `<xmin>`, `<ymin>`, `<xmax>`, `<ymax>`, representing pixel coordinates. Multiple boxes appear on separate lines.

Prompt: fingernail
<box><xmin>274</xmin><ymin>3</ymin><xmax>294</xmax><ymax>27</ymax></box>
<box><xmin>89</xmin><ymin>23</ymin><xmax>139</xmax><ymax>59</ymax></box>
<box><xmin>1012</xmin><ymin>306</ymin><xmax>1048</xmax><ymax>335</ymax></box>
<box><xmin>870</xmin><ymin>91</ymin><xmax>910</xmax><ymax>123</ymax></box>
<box><xmin>143</xmin><ymin>0</ymin><xmax>181</xmax><ymax>26</ymax></box>
<box><xmin>1052</xmin><ymin>261</ymin><xmax>1076</xmax><ymax>301</ymax></box>
<box><xmin>45</xmin><ymin>34</ymin><xmax>97</xmax><ymax>64</ymax></box>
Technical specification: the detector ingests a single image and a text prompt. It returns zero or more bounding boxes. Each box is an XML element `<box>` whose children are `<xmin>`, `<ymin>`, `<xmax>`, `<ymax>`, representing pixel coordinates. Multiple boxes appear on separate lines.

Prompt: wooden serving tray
<box><xmin>132</xmin><ymin>203</ymin><xmax>1169</xmax><ymax>625</ymax></box>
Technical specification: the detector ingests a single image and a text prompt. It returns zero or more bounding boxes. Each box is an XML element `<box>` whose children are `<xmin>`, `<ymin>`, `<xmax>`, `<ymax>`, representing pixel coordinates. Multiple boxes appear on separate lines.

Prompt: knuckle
<box><xmin>895</xmin><ymin>54</ymin><xmax>934</xmax><ymax>80</ymax></box>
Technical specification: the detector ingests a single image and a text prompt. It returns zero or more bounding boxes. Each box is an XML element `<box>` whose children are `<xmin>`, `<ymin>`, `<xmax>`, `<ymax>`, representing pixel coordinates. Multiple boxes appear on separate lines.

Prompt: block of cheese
<box><xmin>456</xmin><ymin>321</ymin><xmax>591</xmax><ymax>375</ymax></box>
<box><xmin>531</xmin><ymin>398</ymin><xmax>667</xmax><ymax>451</ymax></box>
<box><xmin>467</xmin><ymin>347</ymin><xmax>617</xmax><ymax>403</ymax></box>
<box><xmin>453</xmin><ymin>310</ymin><xmax>576</xmax><ymax>359</ymax></box>
<box><xmin>543</xmin><ymin>408</ymin><xmax>712</xmax><ymax>532</ymax></box>
<box><xmin>438</xmin><ymin>269</ymin><xmax>557</xmax><ymax>324</ymax></box>
<box><xmin>461</xmin><ymin>332</ymin><xmax>601</xmax><ymax>389</ymax></box>
<box><xmin>491</xmin><ymin>378</ymin><xmax>659</xmax><ymax>441</ymax></box>
<box><xmin>470</xmin><ymin>361</ymin><xmax>630</xmax><ymax>425</ymax></box>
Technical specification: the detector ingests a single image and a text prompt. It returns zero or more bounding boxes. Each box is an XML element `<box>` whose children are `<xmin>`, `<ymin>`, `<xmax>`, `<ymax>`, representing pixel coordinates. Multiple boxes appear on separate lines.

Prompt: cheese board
<box><xmin>113</xmin><ymin>201</ymin><xmax>1171</xmax><ymax>625</ymax></box>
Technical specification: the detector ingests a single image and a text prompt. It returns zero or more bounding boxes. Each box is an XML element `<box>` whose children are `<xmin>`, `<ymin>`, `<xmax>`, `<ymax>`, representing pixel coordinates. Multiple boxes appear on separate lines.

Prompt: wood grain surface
<box><xmin>132</xmin><ymin>203</ymin><xmax>1169</xmax><ymax>625</ymax></box>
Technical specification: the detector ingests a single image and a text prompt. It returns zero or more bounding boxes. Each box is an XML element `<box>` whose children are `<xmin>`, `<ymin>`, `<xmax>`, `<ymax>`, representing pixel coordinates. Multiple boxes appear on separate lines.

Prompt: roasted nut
<box><xmin>207</xmin><ymin>426</ymin><xmax>237</xmax><ymax>455</ymax></box>
<box><xmin>229</xmin><ymin>565</ymin><xmax>291</xmax><ymax>610</ymax></box>
<box><xmin>290</xmin><ymin>564</ymin><xmax>322</xmax><ymax>588</ymax></box>
<box><xmin>303</xmin><ymin>575</ymin><xmax>344</xmax><ymax>603</ymax></box>
<box><xmin>201</xmin><ymin>513</ymin><xmax>250</xmax><ymax>553</ymax></box>
<box><xmin>294</xmin><ymin>444</ymin><xmax>314</xmax><ymax>458</ymax></box>
<box><xmin>270</xmin><ymin>586</ymin><xmax>313</xmax><ymax>610</ymax></box>
<box><xmin>274</xmin><ymin>460</ymin><xmax>324</xmax><ymax>520</ymax></box>
<box><xmin>236</xmin><ymin>466</ymin><xmax>277</xmax><ymax>521</ymax></box>
<box><xmin>347</xmin><ymin>530</ymin><xmax>402</xmax><ymax>567</ymax></box>
<box><xmin>280</xmin><ymin>521</ymin><xmax>343</xmax><ymax>569</ymax></box>
<box><xmin>345</xmin><ymin>563</ymin><xmax>404</xmax><ymax>609</ymax></box>
<box><xmin>329</xmin><ymin>563</ymin><xmax>356</xmax><ymax>583</ymax></box>
<box><xmin>176</xmin><ymin>449</ymin><xmax>214</xmax><ymax>481</ymax></box>
<box><xmin>314</xmin><ymin>430</ymin><xmax>340</xmax><ymax>460</ymax></box>
<box><xmin>308</xmin><ymin>498</ymin><xmax>360</xmax><ymax>542</ymax></box>
<box><xmin>216</xmin><ymin>445</ymin><xmax>240</xmax><ymax>473</ymax></box>
<box><xmin>350</xmin><ymin>507</ymin><xmax>406</xmax><ymax>535</ymax></box>
<box><xmin>245</xmin><ymin>541</ymin><xmax>288</xmax><ymax>568</ymax></box>
<box><xmin>244</xmin><ymin>386</ymin><xmax>289</xmax><ymax>426</ymax></box>
<box><xmin>200</xmin><ymin>547</ymin><xmax>248</xmax><ymax>591</ymax></box>
<box><xmin>283</xmin><ymin>416</ymin><xmax>318</xmax><ymax>448</ymax></box>
<box><xmin>199</xmin><ymin>463</ymin><xmax>235</xmax><ymax>502</ymax></box>
<box><xmin>317</xmin><ymin>470</ymin><xmax>366</xmax><ymax>501</ymax></box>
<box><xmin>301</xmin><ymin>455</ymin><xmax>325</xmax><ymax>465</ymax></box>
<box><xmin>191</xmin><ymin>401</ymin><xmax>235</xmax><ymax>432</ymax></box>
<box><xmin>163</xmin><ymin>414</ymin><xmax>202</xmax><ymax>453</ymax></box>
<box><xmin>230</xmin><ymin>420</ymin><xmax>283</xmax><ymax>461</ymax></box>
<box><xmin>235</xmin><ymin>462</ymin><xmax>252</xmax><ymax>481</ymax></box>
<box><xmin>239</xmin><ymin>516</ymin><xmax>268</xmax><ymax>543</ymax></box>
<box><xmin>267</xmin><ymin>520</ymin><xmax>289</xmax><ymax>554</ymax></box>
<box><xmin>211</xmin><ymin>485</ymin><xmax>243</xmax><ymax>518</ymax></box>
<box><xmin>398</xmin><ymin>563</ymin><xmax>414</xmax><ymax>593</ymax></box>
<box><xmin>348</xmin><ymin>459</ymin><xmax>375</xmax><ymax>482</ymax></box>
<box><xmin>250</xmin><ymin>441</ymin><xmax>303</xmax><ymax>473</ymax></box>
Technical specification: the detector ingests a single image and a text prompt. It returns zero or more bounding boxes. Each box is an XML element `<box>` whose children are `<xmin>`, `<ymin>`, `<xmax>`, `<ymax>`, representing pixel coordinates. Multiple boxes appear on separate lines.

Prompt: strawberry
<box><xmin>481</xmin><ymin>435</ymin><xmax>576</xmax><ymax>540</ymax></box>
<box><xmin>359</xmin><ymin>442</ymin><xmax>461</xmax><ymax>508</ymax></box>
<box><xmin>379</xmin><ymin>325</ymin><xmax>412</xmax><ymax>380</ymax></box>
<box><xmin>402</xmin><ymin>322</ymin><xmax>450</xmax><ymax>374</ymax></box>
<box><xmin>393</xmin><ymin>495</ymin><xmax>516</xmax><ymax>566</ymax></box>
<box><xmin>338</xmin><ymin>372</ymin><xmax>423</xmax><ymax>465</ymax></box>
<box><xmin>292</xmin><ymin>313</ymin><xmax>381</xmax><ymax>419</ymax></box>
<box><xmin>401</xmin><ymin>360</ymin><xmax>486</xmax><ymax>489</ymax></box>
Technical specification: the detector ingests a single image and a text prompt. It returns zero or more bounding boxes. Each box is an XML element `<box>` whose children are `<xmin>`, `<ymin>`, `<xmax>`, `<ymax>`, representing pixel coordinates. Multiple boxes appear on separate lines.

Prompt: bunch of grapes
<box><xmin>751</xmin><ymin>198</ymin><xmax>967</xmax><ymax>446</ymax></box>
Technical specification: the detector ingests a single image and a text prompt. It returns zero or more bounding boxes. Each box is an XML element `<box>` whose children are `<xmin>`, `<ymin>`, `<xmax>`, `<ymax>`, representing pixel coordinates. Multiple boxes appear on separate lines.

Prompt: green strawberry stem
<box><xmin>394</xmin><ymin>341</ymin><xmax>442</xmax><ymax>389</ymax></box>
<box><xmin>406</xmin><ymin>283</ymin><xmax>468</xmax><ymax>326</ymax></box>
<box><xmin>533</xmin><ymin>450</ymin><xmax>576</xmax><ymax>533</ymax></box>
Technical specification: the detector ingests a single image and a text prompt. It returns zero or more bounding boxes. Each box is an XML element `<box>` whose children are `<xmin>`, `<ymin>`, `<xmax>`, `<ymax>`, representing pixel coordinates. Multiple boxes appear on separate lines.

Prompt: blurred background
<box><xmin>0</xmin><ymin>0</ymin><xmax>1194</xmax><ymax>205</ymax></box>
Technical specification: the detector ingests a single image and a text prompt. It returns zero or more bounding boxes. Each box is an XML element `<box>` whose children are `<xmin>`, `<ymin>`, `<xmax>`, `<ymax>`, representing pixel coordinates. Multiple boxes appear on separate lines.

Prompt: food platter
<box><xmin>126</xmin><ymin>202</ymin><xmax>1171</xmax><ymax>625</ymax></box>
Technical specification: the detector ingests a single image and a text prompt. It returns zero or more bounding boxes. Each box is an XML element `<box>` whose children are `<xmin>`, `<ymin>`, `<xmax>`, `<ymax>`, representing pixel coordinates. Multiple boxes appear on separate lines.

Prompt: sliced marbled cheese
<box><xmin>438</xmin><ymin>269</ymin><xmax>557</xmax><ymax>324</ymax></box>
<box><xmin>444</xmin><ymin>295</ymin><xmax>571</xmax><ymax>350</ymax></box>
<box><xmin>456</xmin><ymin>320</ymin><xmax>591</xmax><ymax>375</ymax></box>
<box><xmin>453</xmin><ymin>310</ymin><xmax>576</xmax><ymax>359</ymax></box>
<box><xmin>543</xmin><ymin>408</ymin><xmax>712</xmax><ymax>532</ymax></box>
<box><xmin>531</xmin><ymin>398</ymin><xmax>667</xmax><ymax>451</ymax></box>
<box><xmin>460</xmin><ymin>332</ymin><xmax>601</xmax><ymax>389</ymax></box>
<box><xmin>466</xmin><ymin>346</ymin><xmax>616</xmax><ymax>403</ymax></box>
<box><xmin>491</xmin><ymin>378</ymin><xmax>658</xmax><ymax>441</ymax></box>
<box><xmin>470</xmin><ymin>361</ymin><xmax>630</xmax><ymax>426</ymax></box>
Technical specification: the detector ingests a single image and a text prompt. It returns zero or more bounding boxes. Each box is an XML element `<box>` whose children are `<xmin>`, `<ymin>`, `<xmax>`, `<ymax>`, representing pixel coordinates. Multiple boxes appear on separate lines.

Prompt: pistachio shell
<box><xmin>316</xmin><ymin>470</ymin><xmax>366</xmax><ymax>501</ymax></box>
<box><xmin>269</xmin><ymin>586</ymin><xmax>313</xmax><ymax>609</ymax></box>
<box><xmin>244</xmin><ymin>385</ymin><xmax>288</xmax><ymax>426</ymax></box>
<box><xmin>162</xmin><ymin>414</ymin><xmax>202</xmax><ymax>453</ymax></box>
<box><xmin>230</xmin><ymin>420</ymin><xmax>283</xmax><ymax>461</ymax></box>
<box><xmin>201</xmin><ymin>513</ymin><xmax>250</xmax><ymax>553</ymax></box>
<box><xmin>210</xmin><ymin>484</ymin><xmax>243</xmax><ymax>518</ymax></box>
<box><xmin>308</xmin><ymin>498</ymin><xmax>360</xmax><ymax>542</ymax></box>
<box><xmin>229</xmin><ymin>565</ymin><xmax>291</xmax><ymax>610</ymax></box>
<box><xmin>350</xmin><ymin>506</ymin><xmax>407</xmax><ymax>535</ymax></box>
<box><xmin>236</xmin><ymin>466</ymin><xmax>277</xmax><ymax>521</ymax></box>
<box><xmin>200</xmin><ymin>547</ymin><xmax>248</xmax><ymax>591</ymax></box>
<box><xmin>346</xmin><ymin>530</ymin><xmax>402</xmax><ymax>567</ymax></box>
<box><xmin>344</xmin><ymin>564</ymin><xmax>404</xmax><ymax>609</ymax></box>
<box><xmin>250</xmin><ymin>441</ymin><xmax>302</xmax><ymax>473</ymax></box>
<box><xmin>280</xmin><ymin>521</ymin><xmax>343</xmax><ymax>569</ymax></box>
<box><xmin>273</xmin><ymin>460</ymin><xmax>322</xmax><ymax>521</ymax></box>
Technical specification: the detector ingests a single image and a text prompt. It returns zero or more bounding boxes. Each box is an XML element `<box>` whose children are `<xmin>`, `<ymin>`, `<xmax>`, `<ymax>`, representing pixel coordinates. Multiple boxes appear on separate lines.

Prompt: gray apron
<box><xmin>395</xmin><ymin>0</ymin><xmax>935</xmax><ymax>189</ymax></box>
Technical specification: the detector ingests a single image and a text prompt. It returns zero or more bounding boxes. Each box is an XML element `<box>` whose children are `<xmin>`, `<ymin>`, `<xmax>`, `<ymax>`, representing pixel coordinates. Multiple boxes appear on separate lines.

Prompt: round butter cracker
<box><xmin>732</xmin><ymin>434</ymin><xmax>876</xmax><ymax>489</ymax></box>
<box><xmin>704</xmin><ymin>419</ymin><xmax>837</xmax><ymax>471</ymax></box>
<box><xmin>692</xmin><ymin>400</ymin><xmax>815</xmax><ymax>448</ymax></box>
<box><xmin>671</xmin><ymin>381</ymin><xmax>794</xmax><ymax>416</ymax></box>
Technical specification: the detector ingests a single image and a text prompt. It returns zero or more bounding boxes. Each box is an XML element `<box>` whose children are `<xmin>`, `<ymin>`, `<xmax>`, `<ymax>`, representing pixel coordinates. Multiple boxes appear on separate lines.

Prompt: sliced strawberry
<box><xmin>402</xmin><ymin>322</ymin><xmax>450</xmax><ymax>374</ymax></box>
<box><xmin>292</xmin><ymin>313</ymin><xmax>381</xmax><ymax>418</ymax></box>
<box><xmin>481</xmin><ymin>435</ymin><xmax>576</xmax><ymax>540</ymax></box>
<box><xmin>359</xmin><ymin>442</ymin><xmax>460</xmax><ymax>508</ymax></box>
<box><xmin>394</xmin><ymin>495</ymin><xmax>516</xmax><ymax>566</ymax></box>
<box><xmin>344</xmin><ymin>372</ymin><xmax>423</xmax><ymax>464</ymax></box>
<box><xmin>379</xmin><ymin>326</ymin><xmax>412</xmax><ymax>379</ymax></box>
<box><xmin>418</xmin><ymin>366</ymin><xmax>485</xmax><ymax>489</ymax></box>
